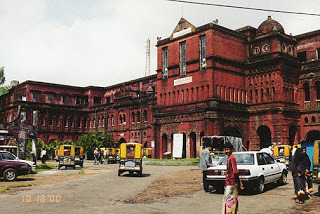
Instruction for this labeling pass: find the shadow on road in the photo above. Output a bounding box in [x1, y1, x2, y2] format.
[120, 173, 151, 178]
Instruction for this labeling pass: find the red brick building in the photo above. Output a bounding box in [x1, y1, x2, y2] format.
[1, 16, 320, 158]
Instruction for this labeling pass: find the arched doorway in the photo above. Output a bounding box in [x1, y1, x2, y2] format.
[289, 125, 297, 146]
[189, 132, 196, 158]
[119, 138, 126, 144]
[305, 130, 320, 142]
[257, 125, 271, 149]
[222, 126, 242, 138]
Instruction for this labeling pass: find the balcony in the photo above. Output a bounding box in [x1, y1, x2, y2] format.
[304, 101, 311, 109]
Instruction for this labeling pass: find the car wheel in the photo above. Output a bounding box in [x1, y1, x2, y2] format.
[4, 168, 17, 181]
[257, 177, 265, 194]
[118, 171, 121, 176]
[278, 171, 287, 185]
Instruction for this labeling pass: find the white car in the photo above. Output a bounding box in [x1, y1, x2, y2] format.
[0, 151, 36, 172]
[206, 151, 287, 193]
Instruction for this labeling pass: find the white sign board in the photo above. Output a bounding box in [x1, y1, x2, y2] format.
[173, 27, 192, 38]
[151, 140, 155, 148]
[174, 76, 192, 86]
[172, 134, 183, 158]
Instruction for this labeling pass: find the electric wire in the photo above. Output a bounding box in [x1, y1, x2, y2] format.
[168, 0, 320, 17]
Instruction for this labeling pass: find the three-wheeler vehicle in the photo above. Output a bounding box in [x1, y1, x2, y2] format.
[273, 145, 291, 166]
[106, 148, 118, 163]
[56, 145, 84, 169]
[312, 140, 320, 192]
[142, 148, 152, 158]
[118, 143, 143, 176]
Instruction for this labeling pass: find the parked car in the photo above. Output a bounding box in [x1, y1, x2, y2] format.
[0, 150, 36, 171]
[0, 155, 31, 181]
[206, 151, 287, 193]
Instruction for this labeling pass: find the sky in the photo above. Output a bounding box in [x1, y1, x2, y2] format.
[0, 0, 320, 87]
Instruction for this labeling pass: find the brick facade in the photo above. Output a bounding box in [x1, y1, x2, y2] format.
[1, 16, 320, 158]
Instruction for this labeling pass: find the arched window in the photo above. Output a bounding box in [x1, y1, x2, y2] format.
[304, 117, 309, 124]
[303, 83, 310, 101]
[315, 81, 320, 100]
[312, 116, 316, 123]
[137, 111, 141, 123]
[132, 112, 135, 123]
[143, 110, 147, 122]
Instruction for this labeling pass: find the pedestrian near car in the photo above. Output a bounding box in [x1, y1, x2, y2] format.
[222, 142, 244, 214]
[93, 148, 100, 165]
[301, 147, 314, 194]
[199, 145, 213, 192]
[288, 148, 309, 204]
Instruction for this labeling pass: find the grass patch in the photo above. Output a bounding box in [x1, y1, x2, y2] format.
[79, 169, 85, 174]
[1, 186, 13, 193]
[33, 164, 56, 174]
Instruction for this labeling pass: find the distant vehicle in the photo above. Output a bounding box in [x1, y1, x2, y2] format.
[0, 150, 36, 171]
[206, 151, 287, 193]
[312, 140, 320, 192]
[0, 153, 31, 181]
[0, 145, 17, 156]
[56, 145, 84, 169]
[273, 145, 291, 166]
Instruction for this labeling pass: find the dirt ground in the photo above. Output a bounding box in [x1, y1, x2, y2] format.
[128, 169, 202, 203]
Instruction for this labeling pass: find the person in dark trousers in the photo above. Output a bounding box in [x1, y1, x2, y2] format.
[222, 143, 244, 214]
[199, 145, 213, 192]
[288, 147, 310, 204]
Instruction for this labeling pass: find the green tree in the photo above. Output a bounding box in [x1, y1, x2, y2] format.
[0, 67, 8, 96]
[77, 131, 115, 159]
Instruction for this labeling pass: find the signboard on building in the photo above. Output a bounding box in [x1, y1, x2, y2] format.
[172, 133, 183, 158]
[174, 76, 192, 86]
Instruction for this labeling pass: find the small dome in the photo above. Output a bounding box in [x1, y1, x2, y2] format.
[256, 16, 284, 35]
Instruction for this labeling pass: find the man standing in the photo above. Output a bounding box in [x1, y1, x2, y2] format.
[93, 148, 99, 165]
[222, 143, 244, 214]
[40, 148, 47, 164]
[199, 145, 213, 192]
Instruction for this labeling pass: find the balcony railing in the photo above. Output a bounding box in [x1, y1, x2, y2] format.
[304, 101, 311, 109]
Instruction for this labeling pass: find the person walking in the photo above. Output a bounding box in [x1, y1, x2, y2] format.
[288, 148, 308, 204]
[199, 145, 213, 192]
[222, 143, 244, 214]
[93, 148, 99, 165]
[40, 148, 47, 164]
[301, 147, 314, 194]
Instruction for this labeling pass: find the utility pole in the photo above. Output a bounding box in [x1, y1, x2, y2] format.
[145, 38, 151, 77]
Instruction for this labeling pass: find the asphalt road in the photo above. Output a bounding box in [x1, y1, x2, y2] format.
[0, 162, 319, 214]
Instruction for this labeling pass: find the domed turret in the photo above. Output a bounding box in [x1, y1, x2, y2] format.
[256, 16, 285, 35]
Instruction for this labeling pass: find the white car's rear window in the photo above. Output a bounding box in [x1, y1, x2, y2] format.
[219, 153, 255, 165]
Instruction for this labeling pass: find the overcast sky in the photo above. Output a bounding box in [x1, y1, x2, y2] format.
[1, 0, 319, 87]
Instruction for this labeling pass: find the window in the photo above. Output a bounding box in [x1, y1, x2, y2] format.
[199, 34, 206, 68]
[41, 116, 45, 126]
[297, 51, 307, 62]
[106, 97, 110, 104]
[143, 110, 147, 122]
[316, 82, 320, 100]
[56, 117, 60, 127]
[47, 93, 53, 102]
[64, 117, 67, 127]
[180, 41, 186, 75]
[62, 95, 68, 103]
[262, 153, 275, 164]
[257, 153, 267, 165]
[1, 152, 16, 160]
[137, 111, 141, 123]
[317, 48, 320, 60]
[132, 112, 135, 123]
[75, 97, 81, 104]
[303, 83, 310, 101]
[69, 118, 74, 127]
[49, 116, 53, 126]
[94, 97, 101, 104]
[162, 47, 168, 79]
[77, 118, 81, 128]
[32, 92, 39, 100]
[111, 116, 114, 126]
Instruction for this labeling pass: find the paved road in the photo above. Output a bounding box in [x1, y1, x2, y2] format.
[0, 162, 319, 214]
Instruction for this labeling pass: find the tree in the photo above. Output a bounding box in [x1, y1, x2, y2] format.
[0, 67, 8, 96]
[77, 131, 115, 159]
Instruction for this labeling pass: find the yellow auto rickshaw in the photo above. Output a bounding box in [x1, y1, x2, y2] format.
[118, 143, 143, 176]
[56, 145, 84, 169]
[142, 148, 152, 158]
[273, 145, 291, 166]
[312, 141, 320, 192]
